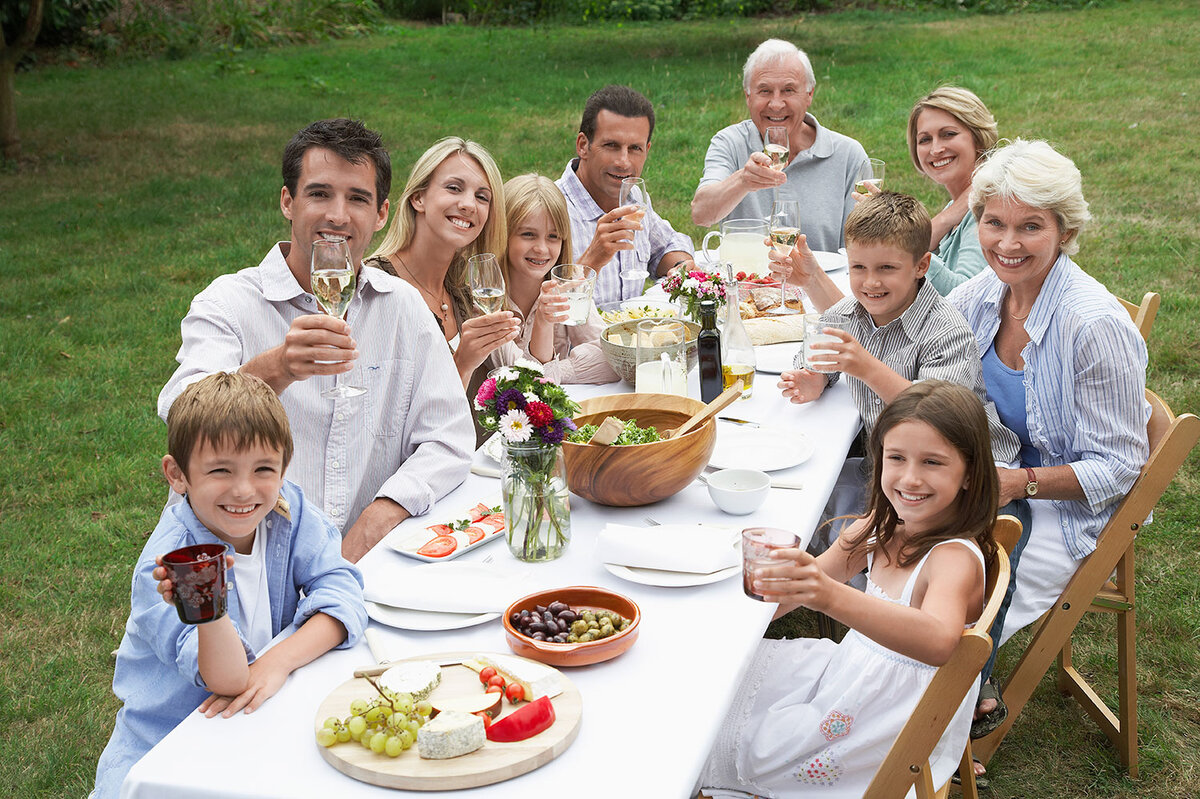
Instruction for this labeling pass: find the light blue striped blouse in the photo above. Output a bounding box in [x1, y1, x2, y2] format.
[950, 253, 1150, 559]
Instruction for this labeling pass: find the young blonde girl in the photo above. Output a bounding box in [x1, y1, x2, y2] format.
[701, 380, 998, 798]
[490, 173, 617, 384]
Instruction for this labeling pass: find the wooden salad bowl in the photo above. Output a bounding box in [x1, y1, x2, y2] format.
[562, 393, 716, 507]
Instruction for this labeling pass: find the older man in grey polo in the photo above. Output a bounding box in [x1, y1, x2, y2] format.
[691, 39, 868, 253]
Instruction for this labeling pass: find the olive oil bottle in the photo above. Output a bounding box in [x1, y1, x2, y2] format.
[697, 299, 723, 403]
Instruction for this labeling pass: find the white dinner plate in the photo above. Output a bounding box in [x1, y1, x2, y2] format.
[602, 561, 741, 588]
[754, 342, 802, 375]
[815, 250, 847, 272]
[710, 426, 814, 471]
[365, 601, 500, 631]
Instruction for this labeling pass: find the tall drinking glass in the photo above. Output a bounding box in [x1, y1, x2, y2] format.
[310, 238, 366, 398]
[855, 158, 886, 194]
[468, 253, 506, 314]
[634, 319, 687, 396]
[764, 126, 789, 171]
[619, 177, 650, 280]
[549, 264, 597, 326]
[768, 200, 802, 315]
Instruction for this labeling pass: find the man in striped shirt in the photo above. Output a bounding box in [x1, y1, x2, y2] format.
[159, 119, 474, 562]
[556, 85, 695, 307]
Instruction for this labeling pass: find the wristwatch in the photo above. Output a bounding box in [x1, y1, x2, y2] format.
[1023, 467, 1039, 497]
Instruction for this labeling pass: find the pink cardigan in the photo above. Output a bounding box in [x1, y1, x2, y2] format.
[490, 296, 618, 385]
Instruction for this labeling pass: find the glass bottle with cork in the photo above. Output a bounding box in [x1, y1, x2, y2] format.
[721, 286, 756, 399]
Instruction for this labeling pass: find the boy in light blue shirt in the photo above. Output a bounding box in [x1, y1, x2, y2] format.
[93, 372, 366, 798]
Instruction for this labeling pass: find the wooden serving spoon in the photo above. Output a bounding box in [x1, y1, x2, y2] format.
[666, 382, 743, 439]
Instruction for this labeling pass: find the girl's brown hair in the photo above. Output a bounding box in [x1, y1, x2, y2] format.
[843, 380, 998, 572]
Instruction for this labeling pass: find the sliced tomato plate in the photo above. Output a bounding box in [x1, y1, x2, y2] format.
[388, 495, 505, 563]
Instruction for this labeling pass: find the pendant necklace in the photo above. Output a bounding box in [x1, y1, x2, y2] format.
[396, 254, 450, 324]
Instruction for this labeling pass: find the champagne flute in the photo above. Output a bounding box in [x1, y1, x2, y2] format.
[764, 126, 789, 171]
[618, 177, 649, 281]
[310, 238, 366, 398]
[468, 253, 506, 314]
[855, 157, 886, 195]
[768, 200, 802, 316]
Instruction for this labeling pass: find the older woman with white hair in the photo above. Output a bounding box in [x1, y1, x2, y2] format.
[949, 139, 1149, 757]
[691, 38, 868, 251]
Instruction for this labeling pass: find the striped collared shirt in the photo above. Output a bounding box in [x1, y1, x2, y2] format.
[158, 243, 474, 532]
[557, 159, 694, 307]
[804, 277, 1020, 464]
[950, 253, 1149, 559]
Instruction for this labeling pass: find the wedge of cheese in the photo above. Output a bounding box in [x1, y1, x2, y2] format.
[417, 710, 485, 759]
[378, 660, 442, 701]
[463, 653, 563, 701]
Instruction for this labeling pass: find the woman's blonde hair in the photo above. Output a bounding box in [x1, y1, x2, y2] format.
[371, 137, 507, 307]
[906, 86, 998, 176]
[500, 174, 573, 305]
[969, 138, 1091, 256]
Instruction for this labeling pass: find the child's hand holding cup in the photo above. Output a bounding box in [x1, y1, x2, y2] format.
[742, 527, 801, 601]
[157, 544, 230, 624]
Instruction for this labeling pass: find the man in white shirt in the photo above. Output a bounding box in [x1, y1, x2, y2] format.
[159, 118, 474, 562]
[557, 85, 695, 306]
[691, 39, 868, 252]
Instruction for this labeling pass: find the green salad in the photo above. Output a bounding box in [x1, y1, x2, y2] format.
[568, 419, 661, 446]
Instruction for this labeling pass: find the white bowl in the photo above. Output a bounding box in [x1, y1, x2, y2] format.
[704, 469, 770, 515]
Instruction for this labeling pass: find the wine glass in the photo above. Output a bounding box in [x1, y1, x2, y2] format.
[310, 238, 366, 399]
[468, 253, 506, 314]
[618, 177, 649, 281]
[768, 200, 802, 316]
[764, 126, 789, 171]
[855, 157, 886, 195]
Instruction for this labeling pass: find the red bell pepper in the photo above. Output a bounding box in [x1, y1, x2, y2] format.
[485, 695, 555, 742]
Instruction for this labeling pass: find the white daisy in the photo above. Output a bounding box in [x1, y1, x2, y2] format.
[524, 391, 541, 406]
[494, 367, 518, 382]
[499, 409, 533, 442]
[514, 358, 544, 374]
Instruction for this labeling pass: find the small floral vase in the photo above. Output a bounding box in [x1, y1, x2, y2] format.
[501, 441, 571, 562]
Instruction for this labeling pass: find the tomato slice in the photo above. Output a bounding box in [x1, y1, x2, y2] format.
[416, 534, 458, 557]
[426, 523, 454, 536]
[464, 525, 487, 544]
[468, 503, 492, 522]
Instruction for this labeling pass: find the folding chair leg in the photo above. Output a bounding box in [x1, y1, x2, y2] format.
[957, 742, 980, 799]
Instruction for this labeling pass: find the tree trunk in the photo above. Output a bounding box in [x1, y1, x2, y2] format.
[0, 0, 47, 164]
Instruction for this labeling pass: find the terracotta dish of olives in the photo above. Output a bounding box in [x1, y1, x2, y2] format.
[503, 586, 641, 667]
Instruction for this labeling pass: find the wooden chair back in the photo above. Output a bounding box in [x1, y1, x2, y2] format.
[864, 515, 1021, 799]
[972, 391, 1199, 778]
[1116, 291, 1160, 341]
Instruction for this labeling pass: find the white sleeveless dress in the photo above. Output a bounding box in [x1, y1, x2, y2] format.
[700, 539, 985, 798]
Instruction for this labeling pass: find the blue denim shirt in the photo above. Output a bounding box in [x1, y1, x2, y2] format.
[92, 479, 366, 798]
[950, 253, 1150, 559]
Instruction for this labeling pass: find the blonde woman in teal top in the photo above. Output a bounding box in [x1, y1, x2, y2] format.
[906, 87, 998, 294]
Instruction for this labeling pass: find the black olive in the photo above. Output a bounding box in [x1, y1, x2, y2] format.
[528, 621, 547, 634]
[531, 632, 546, 641]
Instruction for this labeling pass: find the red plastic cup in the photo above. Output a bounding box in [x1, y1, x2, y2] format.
[742, 527, 800, 601]
[162, 544, 229, 624]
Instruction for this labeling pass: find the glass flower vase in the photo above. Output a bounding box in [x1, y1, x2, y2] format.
[501, 441, 571, 562]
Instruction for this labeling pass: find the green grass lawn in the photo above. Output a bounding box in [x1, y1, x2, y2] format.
[1, 2, 1198, 796]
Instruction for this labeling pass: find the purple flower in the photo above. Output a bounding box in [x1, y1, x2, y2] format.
[539, 419, 566, 445]
[563, 418, 577, 432]
[495, 388, 526, 414]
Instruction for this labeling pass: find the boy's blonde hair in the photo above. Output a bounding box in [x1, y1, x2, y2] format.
[843, 191, 932, 263]
[167, 372, 293, 477]
[501, 174, 573, 301]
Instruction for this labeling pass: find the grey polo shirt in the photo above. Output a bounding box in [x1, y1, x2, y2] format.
[698, 115, 868, 252]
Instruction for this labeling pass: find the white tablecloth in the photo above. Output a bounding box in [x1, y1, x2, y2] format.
[123, 278, 861, 799]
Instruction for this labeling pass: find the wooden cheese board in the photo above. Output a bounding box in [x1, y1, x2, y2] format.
[315, 651, 582, 790]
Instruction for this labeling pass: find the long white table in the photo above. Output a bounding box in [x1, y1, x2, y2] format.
[124, 285, 861, 799]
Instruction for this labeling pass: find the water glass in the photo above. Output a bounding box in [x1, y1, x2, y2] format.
[742, 527, 800, 601]
[634, 319, 687, 395]
[549, 264, 597, 326]
[803, 313, 841, 372]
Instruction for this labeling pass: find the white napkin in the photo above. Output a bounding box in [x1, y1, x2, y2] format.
[598, 523, 739, 574]
[363, 562, 527, 614]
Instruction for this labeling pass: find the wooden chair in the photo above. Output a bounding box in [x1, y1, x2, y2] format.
[972, 390, 1200, 778]
[863, 515, 1021, 799]
[1116, 291, 1160, 341]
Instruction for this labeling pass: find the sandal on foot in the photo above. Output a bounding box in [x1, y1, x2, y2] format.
[951, 761, 991, 791]
[970, 678, 1008, 739]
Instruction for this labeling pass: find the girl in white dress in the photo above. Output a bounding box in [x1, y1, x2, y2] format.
[701, 380, 1000, 798]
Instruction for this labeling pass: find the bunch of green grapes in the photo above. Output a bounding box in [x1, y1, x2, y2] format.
[315, 687, 434, 757]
